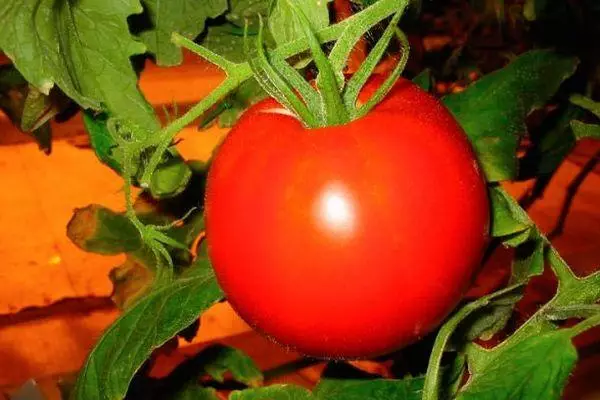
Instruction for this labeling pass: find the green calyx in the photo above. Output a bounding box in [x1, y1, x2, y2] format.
[141, 0, 410, 187]
[245, 0, 410, 128]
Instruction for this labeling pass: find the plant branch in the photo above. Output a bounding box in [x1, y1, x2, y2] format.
[421, 284, 523, 400]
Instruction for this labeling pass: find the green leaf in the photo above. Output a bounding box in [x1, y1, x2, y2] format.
[72, 259, 224, 400]
[412, 69, 432, 92]
[21, 85, 56, 132]
[138, 0, 228, 66]
[518, 104, 579, 179]
[171, 386, 220, 400]
[149, 148, 193, 199]
[203, 24, 251, 63]
[83, 112, 123, 173]
[489, 186, 531, 241]
[512, 237, 545, 284]
[218, 79, 268, 127]
[455, 290, 523, 342]
[200, 345, 263, 387]
[443, 50, 579, 182]
[269, 0, 331, 46]
[570, 94, 600, 119]
[314, 376, 425, 400]
[571, 120, 600, 140]
[83, 111, 192, 198]
[230, 385, 315, 400]
[0, 0, 158, 131]
[0, 66, 57, 153]
[489, 186, 546, 282]
[457, 331, 577, 400]
[66, 205, 142, 255]
[227, 0, 271, 28]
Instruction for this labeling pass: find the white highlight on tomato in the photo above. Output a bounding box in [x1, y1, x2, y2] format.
[316, 183, 356, 237]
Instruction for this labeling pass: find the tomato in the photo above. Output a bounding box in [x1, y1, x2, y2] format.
[204, 77, 489, 359]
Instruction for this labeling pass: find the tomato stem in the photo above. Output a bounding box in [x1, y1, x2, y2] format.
[140, 0, 408, 186]
[421, 284, 524, 400]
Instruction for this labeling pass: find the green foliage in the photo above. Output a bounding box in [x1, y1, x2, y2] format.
[0, 65, 56, 153]
[228, 0, 271, 28]
[171, 386, 220, 400]
[138, 0, 228, 66]
[457, 332, 577, 399]
[200, 345, 264, 387]
[228, 374, 424, 399]
[443, 50, 579, 182]
[412, 69, 432, 91]
[0, 0, 158, 131]
[314, 375, 424, 400]
[2, 0, 598, 399]
[203, 23, 255, 64]
[231, 384, 314, 400]
[571, 121, 600, 140]
[67, 205, 142, 255]
[72, 258, 224, 400]
[570, 95, 600, 139]
[200, 78, 267, 128]
[83, 111, 192, 198]
[269, 0, 332, 46]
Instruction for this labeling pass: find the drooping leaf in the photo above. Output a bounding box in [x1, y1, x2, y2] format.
[269, 0, 331, 46]
[443, 50, 579, 182]
[0, 65, 27, 123]
[457, 331, 577, 400]
[72, 258, 224, 400]
[199, 345, 263, 387]
[0, 0, 158, 131]
[67, 205, 142, 255]
[27, 123, 52, 154]
[21, 85, 52, 131]
[138, 0, 228, 66]
[0, 66, 58, 153]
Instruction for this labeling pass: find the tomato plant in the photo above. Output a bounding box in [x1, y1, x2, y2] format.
[1, 0, 600, 399]
[206, 78, 489, 358]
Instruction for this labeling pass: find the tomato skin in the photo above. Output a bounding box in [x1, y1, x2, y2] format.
[205, 78, 489, 359]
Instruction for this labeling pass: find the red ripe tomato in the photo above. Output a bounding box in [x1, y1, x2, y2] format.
[204, 77, 489, 359]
